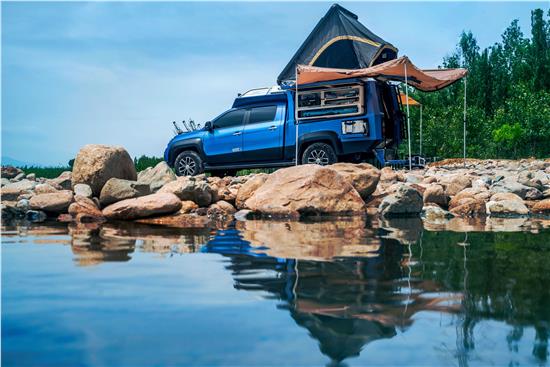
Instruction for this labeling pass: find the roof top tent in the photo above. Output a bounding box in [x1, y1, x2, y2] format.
[277, 4, 397, 86]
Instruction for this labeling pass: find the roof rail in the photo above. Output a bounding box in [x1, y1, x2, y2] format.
[239, 86, 283, 97]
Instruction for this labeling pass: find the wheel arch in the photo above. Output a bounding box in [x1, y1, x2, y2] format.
[167, 138, 205, 166]
[298, 131, 342, 158]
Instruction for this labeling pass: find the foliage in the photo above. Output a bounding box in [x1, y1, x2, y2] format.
[405, 8, 550, 159]
[20, 166, 72, 179]
[133, 155, 164, 172]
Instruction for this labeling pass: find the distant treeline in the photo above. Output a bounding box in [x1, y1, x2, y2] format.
[404, 8, 550, 159]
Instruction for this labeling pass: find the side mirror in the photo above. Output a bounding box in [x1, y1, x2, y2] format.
[204, 121, 213, 131]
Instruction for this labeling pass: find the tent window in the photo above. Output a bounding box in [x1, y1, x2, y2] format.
[296, 85, 364, 120]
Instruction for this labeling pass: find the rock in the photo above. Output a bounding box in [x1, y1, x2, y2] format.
[1, 179, 37, 200]
[532, 199, 550, 214]
[490, 192, 524, 202]
[26, 210, 47, 223]
[135, 213, 211, 228]
[486, 200, 529, 216]
[1, 202, 25, 220]
[73, 183, 93, 198]
[47, 171, 72, 190]
[1, 166, 24, 179]
[16, 199, 30, 212]
[29, 190, 74, 213]
[72, 144, 137, 196]
[491, 179, 533, 199]
[68, 196, 105, 223]
[99, 178, 151, 206]
[1, 178, 10, 187]
[378, 184, 423, 217]
[380, 167, 404, 182]
[102, 192, 182, 220]
[34, 183, 59, 194]
[422, 205, 454, 221]
[423, 184, 448, 207]
[235, 174, 268, 209]
[137, 161, 176, 192]
[13, 172, 26, 181]
[158, 176, 212, 207]
[207, 200, 236, 218]
[234, 209, 253, 221]
[180, 200, 199, 214]
[329, 163, 380, 199]
[405, 173, 424, 184]
[26, 173, 36, 181]
[444, 175, 472, 196]
[244, 165, 365, 217]
[449, 198, 486, 217]
[524, 188, 543, 200]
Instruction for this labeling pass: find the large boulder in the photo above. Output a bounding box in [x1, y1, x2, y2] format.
[329, 162, 380, 199]
[491, 179, 535, 199]
[47, 171, 72, 190]
[72, 145, 136, 196]
[29, 190, 74, 213]
[99, 178, 151, 206]
[532, 199, 550, 214]
[449, 198, 486, 217]
[34, 183, 59, 194]
[243, 165, 365, 217]
[158, 176, 213, 207]
[137, 162, 176, 192]
[235, 174, 269, 209]
[378, 184, 423, 217]
[1, 166, 24, 179]
[73, 183, 93, 198]
[102, 192, 182, 220]
[207, 200, 236, 218]
[486, 200, 529, 216]
[443, 175, 472, 196]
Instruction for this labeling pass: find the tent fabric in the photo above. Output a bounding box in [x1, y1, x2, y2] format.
[277, 4, 397, 86]
[398, 92, 421, 106]
[296, 56, 468, 92]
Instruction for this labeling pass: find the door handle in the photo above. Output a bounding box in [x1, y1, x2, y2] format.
[233, 131, 242, 136]
[268, 126, 277, 131]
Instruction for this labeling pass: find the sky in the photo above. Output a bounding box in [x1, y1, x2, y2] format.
[2, 1, 547, 166]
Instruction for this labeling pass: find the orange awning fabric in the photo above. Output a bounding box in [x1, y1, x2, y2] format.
[399, 92, 421, 106]
[296, 56, 468, 92]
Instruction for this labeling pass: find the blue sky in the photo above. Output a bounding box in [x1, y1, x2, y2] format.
[2, 1, 546, 166]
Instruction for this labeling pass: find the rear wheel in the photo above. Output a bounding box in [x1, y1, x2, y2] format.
[174, 151, 204, 176]
[301, 142, 337, 166]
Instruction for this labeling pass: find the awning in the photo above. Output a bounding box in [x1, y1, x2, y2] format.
[297, 56, 468, 92]
[399, 92, 421, 106]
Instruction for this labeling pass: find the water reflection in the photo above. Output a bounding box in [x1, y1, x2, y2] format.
[2, 217, 550, 365]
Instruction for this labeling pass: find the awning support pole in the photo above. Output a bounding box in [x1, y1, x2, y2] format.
[295, 66, 299, 166]
[404, 63, 412, 171]
[419, 104, 423, 156]
[463, 78, 467, 167]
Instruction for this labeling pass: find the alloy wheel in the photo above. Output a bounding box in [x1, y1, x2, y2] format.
[307, 149, 329, 165]
[178, 156, 197, 176]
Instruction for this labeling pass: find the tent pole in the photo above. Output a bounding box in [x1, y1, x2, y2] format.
[295, 66, 299, 166]
[463, 78, 467, 167]
[404, 63, 412, 171]
[419, 104, 423, 156]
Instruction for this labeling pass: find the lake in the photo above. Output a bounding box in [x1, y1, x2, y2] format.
[2, 217, 550, 366]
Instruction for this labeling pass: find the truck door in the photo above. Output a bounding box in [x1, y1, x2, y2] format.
[202, 109, 245, 164]
[242, 104, 285, 161]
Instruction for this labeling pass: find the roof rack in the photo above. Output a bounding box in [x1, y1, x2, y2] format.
[238, 86, 284, 98]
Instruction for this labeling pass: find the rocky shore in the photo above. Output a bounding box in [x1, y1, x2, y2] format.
[2, 144, 550, 227]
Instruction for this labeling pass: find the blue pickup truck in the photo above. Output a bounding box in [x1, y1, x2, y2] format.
[164, 79, 404, 176]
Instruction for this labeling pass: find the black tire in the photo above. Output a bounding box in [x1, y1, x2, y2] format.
[174, 150, 204, 176]
[301, 142, 337, 166]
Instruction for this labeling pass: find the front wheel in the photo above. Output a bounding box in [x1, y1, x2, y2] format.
[301, 142, 337, 166]
[174, 151, 204, 176]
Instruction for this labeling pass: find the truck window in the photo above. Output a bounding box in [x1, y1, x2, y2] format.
[248, 106, 277, 125]
[213, 109, 245, 129]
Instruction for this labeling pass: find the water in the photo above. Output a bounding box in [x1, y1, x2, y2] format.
[2, 217, 550, 366]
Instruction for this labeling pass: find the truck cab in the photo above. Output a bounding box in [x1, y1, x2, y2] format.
[164, 79, 403, 176]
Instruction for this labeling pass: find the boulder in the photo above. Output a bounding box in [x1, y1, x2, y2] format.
[329, 163, 380, 199]
[491, 179, 533, 199]
[378, 184, 423, 217]
[47, 171, 72, 190]
[449, 198, 486, 217]
[13, 172, 26, 181]
[26, 210, 47, 223]
[158, 176, 213, 207]
[73, 183, 93, 198]
[443, 175, 472, 196]
[34, 183, 59, 194]
[532, 199, 550, 214]
[26, 173, 36, 181]
[1, 178, 10, 187]
[1, 166, 24, 179]
[422, 205, 454, 221]
[490, 192, 523, 202]
[235, 174, 268, 209]
[16, 199, 30, 212]
[180, 200, 199, 214]
[1, 179, 37, 201]
[380, 167, 404, 182]
[99, 178, 151, 206]
[244, 165, 365, 217]
[29, 190, 74, 213]
[207, 200, 236, 218]
[72, 144, 137, 196]
[137, 161, 176, 192]
[68, 195, 105, 223]
[102, 192, 182, 220]
[486, 200, 529, 216]
[423, 184, 448, 207]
